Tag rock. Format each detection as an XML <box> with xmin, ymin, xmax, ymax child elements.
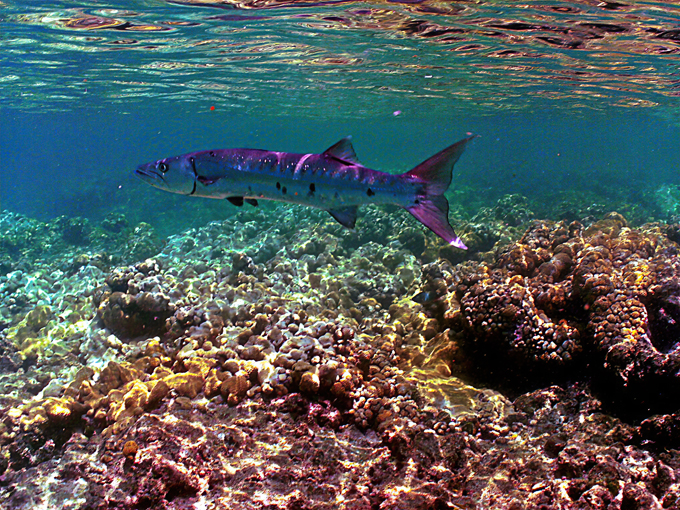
<box><xmin>299</xmin><ymin>372</ymin><xmax>320</xmax><ymax>394</ymax></box>
<box><xmin>220</xmin><ymin>375</ymin><xmax>249</xmax><ymax>405</ymax></box>
<box><xmin>146</xmin><ymin>380</ymin><xmax>170</xmax><ymax>410</ymax></box>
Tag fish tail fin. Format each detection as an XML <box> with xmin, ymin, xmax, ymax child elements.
<box><xmin>402</xmin><ymin>135</ymin><xmax>476</xmax><ymax>249</ymax></box>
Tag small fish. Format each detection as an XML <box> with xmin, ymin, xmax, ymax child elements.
<box><xmin>411</xmin><ymin>290</ymin><xmax>445</xmax><ymax>304</ymax></box>
<box><xmin>135</xmin><ymin>135</ymin><xmax>476</xmax><ymax>249</ymax></box>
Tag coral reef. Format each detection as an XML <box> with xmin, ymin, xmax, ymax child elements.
<box><xmin>1</xmin><ymin>203</ymin><xmax>680</xmax><ymax>509</ymax></box>
<box><xmin>0</xmin><ymin>211</ymin><xmax>162</xmax><ymax>280</ymax></box>
<box><xmin>417</xmin><ymin>213</ymin><xmax>680</xmax><ymax>420</ymax></box>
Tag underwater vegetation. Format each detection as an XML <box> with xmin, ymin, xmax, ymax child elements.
<box><xmin>1</xmin><ymin>196</ymin><xmax>680</xmax><ymax>509</ymax></box>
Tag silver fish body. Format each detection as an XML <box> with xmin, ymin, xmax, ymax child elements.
<box><xmin>135</xmin><ymin>136</ymin><xmax>475</xmax><ymax>249</ymax></box>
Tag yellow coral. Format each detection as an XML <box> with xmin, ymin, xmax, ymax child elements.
<box><xmin>164</xmin><ymin>372</ymin><xmax>205</xmax><ymax>399</ymax></box>
<box><xmin>43</xmin><ymin>398</ymin><xmax>72</xmax><ymax>423</ymax></box>
<box><xmin>7</xmin><ymin>304</ymin><xmax>54</xmax><ymax>359</ymax></box>
<box><xmin>184</xmin><ymin>357</ymin><xmax>217</xmax><ymax>379</ymax></box>
<box><xmin>122</xmin><ymin>440</ymin><xmax>138</xmax><ymax>461</ymax></box>
<box><xmin>123</xmin><ymin>380</ymin><xmax>150</xmax><ymax>410</ymax></box>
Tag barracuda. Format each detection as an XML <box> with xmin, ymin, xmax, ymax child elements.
<box><xmin>135</xmin><ymin>135</ymin><xmax>475</xmax><ymax>249</ymax></box>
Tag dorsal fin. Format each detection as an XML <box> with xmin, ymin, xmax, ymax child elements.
<box><xmin>323</xmin><ymin>136</ymin><xmax>359</xmax><ymax>164</ymax></box>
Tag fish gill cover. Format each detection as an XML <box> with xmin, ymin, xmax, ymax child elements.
<box><xmin>1</xmin><ymin>1</ymin><xmax>680</xmax><ymax>509</ymax></box>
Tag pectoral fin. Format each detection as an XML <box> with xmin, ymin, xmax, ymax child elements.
<box><xmin>198</xmin><ymin>176</ymin><xmax>221</xmax><ymax>185</ymax></box>
<box><xmin>327</xmin><ymin>206</ymin><xmax>358</xmax><ymax>229</ymax></box>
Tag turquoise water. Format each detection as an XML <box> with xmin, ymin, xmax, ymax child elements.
<box><xmin>2</xmin><ymin>4</ymin><xmax>680</xmax><ymax>507</ymax></box>
<box><xmin>2</xmin><ymin>0</ymin><xmax>679</xmax><ymax>236</ymax></box>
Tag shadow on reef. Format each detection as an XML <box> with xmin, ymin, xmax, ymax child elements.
<box><xmin>419</xmin><ymin>212</ymin><xmax>680</xmax><ymax>424</ymax></box>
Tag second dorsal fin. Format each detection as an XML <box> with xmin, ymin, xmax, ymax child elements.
<box><xmin>323</xmin><ymin>136</ymin><xmax>359</xmax><ymax>165</ymax></box>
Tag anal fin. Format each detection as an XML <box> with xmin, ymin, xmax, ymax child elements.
<box><xmin>328</xmin><ymin>206</ymin><xmax>358</xmax><ymax>229</ymax></box>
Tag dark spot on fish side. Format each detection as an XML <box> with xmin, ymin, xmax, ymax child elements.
<box><xmin>310</xmin><ymin>183</ymin><xmax>316</xmax><ymax>193</ymax></box>
<box><xmin>334</xmin><ymin>191</ymin><xmax>340</xmax><ymax>199</ymax></box>
<box><xmin>209</xmin><ymin>151</ymin><xmax>215</xmax><ymax>157</ymax></box>
<box><xmin>282</xmin><ymin>186</ymin><xmax>287</xmax><ymax>195</ymax></box>
<box><xmin>415</xmin><ymin>199</ymin><xmax>420</xmax><ymax>204</ymax></box>
<box><xmin>367</xmin><ymin>188</ymin><xmax>375</xmax><ymax>197</ymax></box>
<box><xmin>276</xmin><ymin>182</ymin><xmax>281</xmax><ymax>190</ymax></box>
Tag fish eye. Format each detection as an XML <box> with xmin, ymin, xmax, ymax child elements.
<box><xmin>158</xmin><ymin>162</ymin><xmax>169</xmax><ymax>173</ymax></box>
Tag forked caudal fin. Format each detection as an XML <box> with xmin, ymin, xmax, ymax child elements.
<box><xmin>403</xmin><ymin>135</ymin><xmax>477</xmax><ymax>250</ymax></box>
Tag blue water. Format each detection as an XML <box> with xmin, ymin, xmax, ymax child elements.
<box><xmin>1</xmin><ymin>1</ymin><xmax>680</xmax><ymax>236</ymax></box>
<box><xmin>2</xmin><ymin>5</ymin><xmax>680</xmax><ymax>506</ymax></box>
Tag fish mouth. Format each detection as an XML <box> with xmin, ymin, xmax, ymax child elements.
<box><xmin>134</xmin><ymin>164</ymin><xmax>163</xmax><ymax>183</ymax></box>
